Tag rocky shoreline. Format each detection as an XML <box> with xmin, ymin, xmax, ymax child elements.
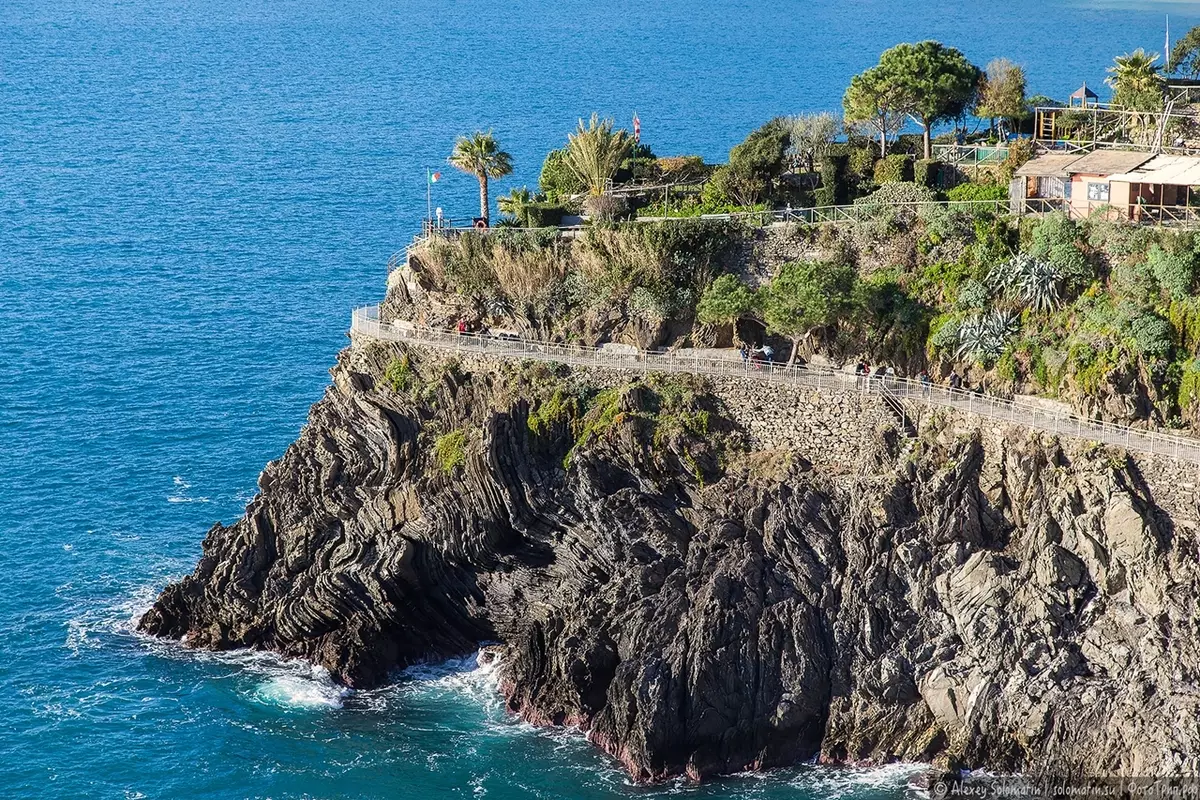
<box><xmin>141</xmin><ymin>337</ymin><xmax>1200</xmax><ymax>783</ymax></box>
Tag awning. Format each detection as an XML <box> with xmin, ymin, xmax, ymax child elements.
<box><xmin>1065</xmin><ymin>149</ymin><xmax>1153</xmax><ymax>175</ymax></box>
<box><xmin>1014</xmin><ymin>153</ymin><xmax>1084</xmax><ymax>178</ymax></box>
<box><xmin>1108</xmin><ymin>154</ymin><xmax>1200</xmax><ymax>186</ymax></box>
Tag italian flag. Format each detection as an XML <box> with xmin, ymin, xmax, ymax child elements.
<box><xmin>429</xmin><ymin>170</ymin><xmax>441</xmax><ymax>183</ymax></box>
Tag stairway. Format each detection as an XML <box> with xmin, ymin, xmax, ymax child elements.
<box><xmin>880</xmin><ymin>386</ymin><xmax>918</xmax><ymax>439</ymax></box>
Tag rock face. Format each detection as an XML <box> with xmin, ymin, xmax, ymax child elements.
<box><xmin>141</xmin><ymin>339</ymin><xmax>1200</xmax><ymax>782</ymax></box>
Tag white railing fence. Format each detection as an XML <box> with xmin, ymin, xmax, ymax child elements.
<box><xmin>349</xmin><ymin>306</ymin><xmax>1200</xmax><ymax>464</ymax></box>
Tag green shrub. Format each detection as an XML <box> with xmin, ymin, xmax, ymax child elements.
<box><xmin>1028</xmin><ymin>213</ymin><xmax>1092</xmax><ymax>293</ymax></box>
<box><xmin>853</xmin><ymin>182</ymin><xmax>937</xmax><ymax>206</ymax></box>
<box><xmin>947</xmin><ymin>182</ymin><xmax>1009</xmax><ymax>202</ymax></box>
<box><xmin>819</xmin><ymin>154</ymin><xmax>850</xmax><ymax>205</ymax></box>
<box><xmin>539</xmin><ymin>148</ymin><xmax>584</xmax><ymax>200</ymax></box>
<box><xmin>703</xmin><ymin>163</ymin><xmax>766</xmax><ymax>207</ymax></box>
<box><xmin>996</xmin><ymin>350</ymin><xmax>1018</xmax><ymax>382</ymax></box>
<box><xmin>1146</xmin><ymin>244</ymin><xmax>1196</xmax><ymax>300</ymax></box>
<box><xmin>873</xmin><ymin>154</ymin><xmax>913</xmax><ymax>184</ymax></box>
<box><xmin>847</xmin><ymin>146</ymin><xmax>876</xmax><ymax>179</ymax></box>
<box><xmin>1130</xmin><ymin>313</ymin><xmax>1173</xmax><ymax>358</ymax></box>
<box><xmin>433</xmin><ymin>429</ymin><xmax>468</xmax><ymax>474</ymax></box>
<box><xmin>928</xmin><ymin>313</ymin><xmax>961</xmax><ymax>355</ymax></box>
<box><xmin>384</xmin><ymin>355</ymin><xmax>412</xmax><ymax>392</ymax></box>
<box><xmin>813</xmin><ymin>186</ymin><xmax>836</xmax><ymax>207</ymax></box>
<box><xmin>913</xmin><ymin>159</ymin><xmax>941</xmax><ymax>188</ymax></box>
<box><xmin>1170</xmin><ymin>297</ymin><xmax>1200</xmax><ymax>354</ymax></box>
<box><xmin>956</xmin><ymin>278</ymin><xmax>989</xmax><ymax>310</ymax></box>
<box><xmin>520</xmin><ymin>201</ymin><xmax>568</xmax><ymax>228</ymax></box>
<box><xmin>1179</xmin><ymin>358</ymin><xmax>1200</xmax><ymax>411</ymax></box>
<box><xmin>729</xmin><ymin>118</ymin><xmax>790</xmax><ymax>185</ymax></box>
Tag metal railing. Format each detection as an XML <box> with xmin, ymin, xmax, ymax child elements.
<box><xmin>1033</xmin><ymin>105</ymin><xmax>1200</xmax><ymax>156</ymax></box>
<box><xmin>387</xmin><ymin>199</ymin><xmax>1010</xmax><ymax>273</ymax></box>
<box><xmin>349</xmin><ymin>306</ymin><xmax>1200</xmax><ymax>464</ymax></box>
<box><xmin>932</xmin><ymin>143</ymin><xmax>1010</xmax><ymax>169</ymax></box>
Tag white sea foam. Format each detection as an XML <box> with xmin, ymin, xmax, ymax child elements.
<box><xmin>792</xmin><ymin>760</ymin><xmax>929</xmax><ymax>799</ymax></box>
<box><xmin>167</xmin><ymin>475</ymin><xmax>209</xmax><ymax>504</ymax></box>
<box><xmin>396</xmin><ymin>650</ymin><xmax>506</xmax><ymax>716</ymax></box>
<box><xmin>252</xmin><ymin>665</ymin><xmax>351</xmax><ymax>710</ymax></box>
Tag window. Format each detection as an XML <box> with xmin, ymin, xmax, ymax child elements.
<box><xmin>1087</xmin><ymin>182</ymin><xmax>1110</xmax><ymax>202</ymax></box>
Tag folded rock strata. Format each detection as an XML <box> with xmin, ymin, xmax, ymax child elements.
<box><xmin>141</xmin><ymin>339</ymin><xmax>1200</xmax><ymax>782</ymax></box>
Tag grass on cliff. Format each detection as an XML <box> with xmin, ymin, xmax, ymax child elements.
<box><xmin>433</xmin><ymin>428</ymin><xmax>468</xmax><ymax>474</ymax></box>
<box><xmin>527</xmin><ymin>388</ymin><xmax>578</xmax><ymax>437</ymax></box>
<box><xmin>384</xmin><ymin>355</ymin><xmax>413</xmax><ymax>392</ymax></box>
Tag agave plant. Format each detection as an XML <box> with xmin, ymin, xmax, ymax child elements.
<box><xmin>956</xmin><ymin>309</ymin><xmax>1019</xmax><ymax>364</ymax></box>
<box><xmin>988</xmin><ymin>254</ymin><xmax>1062</xmax><ymax>313</ymax></box>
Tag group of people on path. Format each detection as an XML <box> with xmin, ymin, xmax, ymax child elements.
<box><xmin>852</xmin><ymin>361</ymin><xmax>986</xmax><ymax>398</ymax></box>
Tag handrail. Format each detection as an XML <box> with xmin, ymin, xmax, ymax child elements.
<box><xmin>349</xmin><ymin>306</ymin><xmax>1200</xmax><ymax>464</ymax></box>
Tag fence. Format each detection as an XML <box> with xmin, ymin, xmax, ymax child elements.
<box><xmin>389</xmin><ymin>199</ymin><xmax>1012</xmax><ymax>272</ymax></box>
<box><xmin>349</xmin><ymin>306</ymin><xmax>1200</xmax><ymax>464</ymax></box>
<box><xmin>932</xmin><ymin>143</ymin><xmax>1010</xmax><ymax>171</ymax></box>
<box><xmin>1033</xmin><ymin>105</ymin><xmax>1200</xmax><ymax>156</ymax></box>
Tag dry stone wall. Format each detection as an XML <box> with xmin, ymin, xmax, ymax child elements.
<box><xmin>363</xmin><ymin>336</ymin><xmax>1200</xmax><ymax>525</ymax></box>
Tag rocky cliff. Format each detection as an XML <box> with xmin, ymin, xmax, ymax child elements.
<box><xmin>141</xmin><ymin>338</ymin><xmax>1200</xmax><ymax>782</ymax></box>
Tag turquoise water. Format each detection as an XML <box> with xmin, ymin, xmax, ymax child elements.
<box><xmin>2</xmin><ymin>1</ymin><xmax>1193</xmax><ymax>797</ymax></box>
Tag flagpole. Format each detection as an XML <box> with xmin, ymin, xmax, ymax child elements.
<box><xmin>426</xmin><ymin>168</ymin><xmax>432</xmax><ymax>226</ymax></box>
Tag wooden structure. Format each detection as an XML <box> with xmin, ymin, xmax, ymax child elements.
<box><xmin>1069</xmin><ymin>83</ymin><xmax>1100</xmax><ymax>108</ymax></box>
<box><xmin>1010</xmin><ymin>153</ymin><xmax>1083</xmax><ymax>214</ymax></box>
<box><xmin>1010</xmin><ymin>148</ymin><xmax>1200</xmax><ymax>223</ymax></box>
<box><xmin>1107</xmin><ymin>154</ymin><xmax>1200</xmax><ymax>223</ymax></box>
<box><xmin>1061</xmin><ymin>150</ymin><xmax>1152</xmax><ymax>218</ymax></box>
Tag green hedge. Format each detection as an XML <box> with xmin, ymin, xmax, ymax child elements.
<box><xmin>874</xmin><ymin>154</ymin><xmax>913</xmax><ymax>184</ymax></box>
<box><xmin>913</xmin><ymin>159</ymin><xmax>942</xmax><ymax>188</ymax></box>
<box><xmin>946</xmin><ymin>182</ymin><xmax>1009</xmax><ymax>202</ymax></box>
<box><xmin>520</xmin><ymin>201</ymin><xmax>568</xmax><ymax>228</ymax></box>
<box><xmin>819</xmin><ymin>154</ymin><xmax>849</xmax><ymax>205</ymax></box>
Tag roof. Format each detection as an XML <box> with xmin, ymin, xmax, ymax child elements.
<box><xmin>1070</xmin><ymin>83</ymin><xmax>1099</xmax><ymax>99</ymax></box>
<box><xmin>1065</xmin><ymin>150</ymin><xmax>1153</xmax><ymax>175</ymax></box>
<box><xmin>1108</xmin><ymin>154</ymin><xmax>1200</xmax><ymax>186</ymax></box>
<box><xmin>1014</xmin><ymin>153</ymin><xmax>1083</xmax><ymax>178</ymax></box>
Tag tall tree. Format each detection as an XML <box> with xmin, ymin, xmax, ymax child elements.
<box><xmin>1107</xmin><ymin>49</ymin><xmax>1166</xmax><ymax>111</ymax></box>
<box><xmin>843</xmin><ymin>67</ymin><xmax>910</xmax><ymax>156</ymax></box>
<box><xmin>697</xmin><ymin>274</ymin><xmax>757</xmax><ymax>343</ymax></box>
<box><xmin>564</xmin><ymin>114</ymin><xmax>634</xmax><ymax>196</ymax></box>
<box><xmin>787</xmin><ymin>112</ymin><xmax>843</xmax><ymax>172</ymax></box>
<box><xmin>975</xmin><ymin>58</ymin><xmax>1028</xmax><ymax>134</ymax></box>
<box><xmin>758</xmin><ymin>260</ymin><xmax>856</xmax><ymax>366</ymax></box>
<box><xmin>448</xmin><ymin>131</ymin><xmax>514</xmax><ymax>225</ymax></box>
<box><xmin>858</xmin><ymin>41</ymin><xmax>982</xmax><ymax>159</ymax></box>
<box><xmin>1172</xmin><ymin>26</ymin><xmax>1200</xmax><ymax>78</ymax></box>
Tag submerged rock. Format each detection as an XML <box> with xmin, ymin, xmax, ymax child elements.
<box><xmin>141</xmin><ymin>339</ymin><xmax>1200</xmax><ymax>782</ymax></box>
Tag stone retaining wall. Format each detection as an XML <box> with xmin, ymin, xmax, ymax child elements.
<box><xmin>366</xmin><ymin>336</ymin><xmax>1200</xmax><ymax>526</ymax></box>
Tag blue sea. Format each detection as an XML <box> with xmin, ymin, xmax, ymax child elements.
<box><xmin>2</xmin><ymin>1</ymin><xmax>1193</xmax><ymax>796</ymax></box>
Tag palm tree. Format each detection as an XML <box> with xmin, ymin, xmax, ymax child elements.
<box><xmin>448</xmin><ymin>131</ymin><xmax>513</xmax><ymax>225</ymax></box>
<box><xmin>497</xmin><ymin>186</ymin><xmax>533</xmax><ymax>219</ymax></box>
<box><xmin>1106</xmin><ymin>49</ymin><xmax>1165</xmax><ymax>111</ymax></box>
<box><xmin>564</xmin><ymin>114</ymin><xmax>633</xmax><ymax>196</ymax></box>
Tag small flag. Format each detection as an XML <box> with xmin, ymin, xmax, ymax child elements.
<box><xmin>429</xmin><ymin>171</ymin><xmax>442</xmax><ymax>183</ymax></box>
<box><xmin>632</xmin><ymin>113</ymin><xmax>641</xmax><ymax>144</ymax></box>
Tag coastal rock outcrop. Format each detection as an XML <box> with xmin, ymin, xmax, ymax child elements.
<box><xmin>141</xmin><ymin>339</ymin><xmax>1200</xmax><ymax>782</ymax></box>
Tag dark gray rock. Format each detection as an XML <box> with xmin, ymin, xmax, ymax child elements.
<box><xmin>141</xmin><ymin>340</ymin><xmax>1200</xmax><ymax>783</ymax></box>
